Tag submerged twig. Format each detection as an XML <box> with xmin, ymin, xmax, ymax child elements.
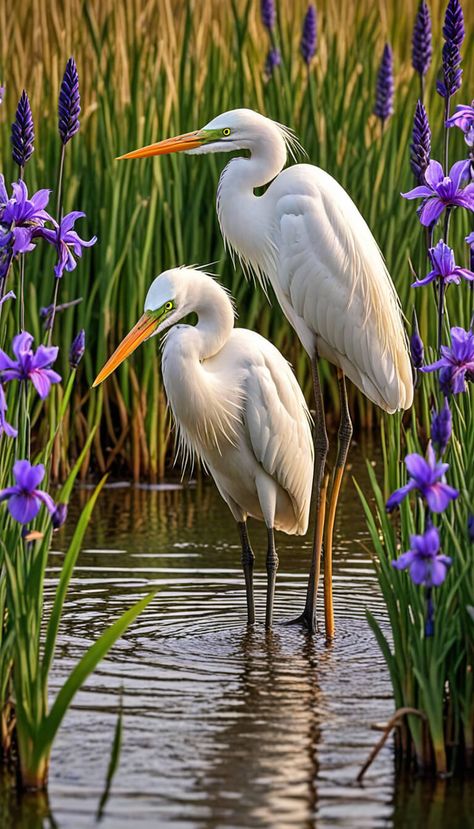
<box><xmin>357</xmin><ymin>707</ymin><xmax>427</xmax><ymax>781</ymax></box>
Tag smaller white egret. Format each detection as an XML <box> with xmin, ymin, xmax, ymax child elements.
<box><xmin>93</xmin><ymin>267</ymin><xmax>314</xmax><ymax>628</ymax></box>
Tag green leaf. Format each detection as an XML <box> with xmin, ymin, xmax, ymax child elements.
<box><xmin>42</xmin><ymin>477</ymin><xmax>107</xmax><ymax>684</ymax></box>
<box><xmin>36</xmin><ymin>592</ymin><xmax>155</xmax><ymax>760</ymax></box>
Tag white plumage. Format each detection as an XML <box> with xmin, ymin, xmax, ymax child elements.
<box><xmin>94</xmin><ymin>267</ymin><xmax>314</xmax><ymax>627</ymax></box>
<box><xmin>207</xmin><ymin>110</ymin><xmax>413</xmax><ymax>413</ymax></box>
<box><xmin>154</xmin><ymin>269</ymin><xmax>313</xmax><ymax>535</ymax></box>
<box><xmin>115</xmin><ymin>107</ymin><xmax>414</xmax><ymax>635</ymax></box>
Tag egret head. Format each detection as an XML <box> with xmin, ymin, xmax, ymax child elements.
<box><xmin>116</xmin><ymin>108</ymin><xmax>302</xmax><ymax>160</ymax></box>
<box><xmin>92</xmin><ymin>268</ymin><xmax>198</xmax><ymax>387</ymax></box>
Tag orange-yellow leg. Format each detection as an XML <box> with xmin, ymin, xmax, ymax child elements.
<box><xmin>289</xmin><ymin>353</ymin><xmax>329</xmax><ymax>634</ymax></box>
<box><xmin>323</xmin><ymin>369</ymin><xmax>352</xmax><ymax>640</ymax></box>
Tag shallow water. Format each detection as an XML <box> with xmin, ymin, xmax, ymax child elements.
<box><xmin>1</xmin><ymin>443</ymin><xmax>472</xmax><ymax>828</ymax></box>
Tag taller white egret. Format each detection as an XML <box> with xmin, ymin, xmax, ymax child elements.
<box><xmin>93</xmin><ymin>267</ymin><xmax>314</xmax><ymax>628</ymax></box>
<box><xmin>118</xmin><ymin>108</ymin><xmax>414</xmax><ymax>636</ymax></box>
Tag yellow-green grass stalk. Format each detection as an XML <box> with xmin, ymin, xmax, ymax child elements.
<box><xmin>1</xmin><ymin>0</ymin><xmax>473</xmax><ymax>479</ymax></box>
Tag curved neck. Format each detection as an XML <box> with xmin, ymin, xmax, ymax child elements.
<box><xmin>216</xmin><ymin>126</ymin><xmax>287</xmax><ymax>271</ymax></box>
<box><xmin>193</xmin><ymin>283</ymin><xmax>234</xmax><ymax>360</ymax></box>
<box><xmin>221</xmin><ymin>127</ymin><xmax>287</xmax><ymax>191</ymax></box>
<box><xmin>165</xmin><ymin>275</ymin><xmax>234</xmax><ymax>362</ymax></box>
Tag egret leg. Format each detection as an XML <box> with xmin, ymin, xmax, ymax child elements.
<box><xmin>323</xmin><ymin>369</ymin><xmax>352</xmax><ymax>640</ymax></box>
<box><xmin>238</xmin><ymin>521</ymin><xmax>255</xmax><ymax>625</ymax></box>
<box><xmin>265</xmin><ymin>527</ymin><xmax>279</xmax><ymax>629</ymax></box>
<box><xmin>290</xmin><ymin>353</ymin><xmax>329</xmax><ymax>634</ymax></box>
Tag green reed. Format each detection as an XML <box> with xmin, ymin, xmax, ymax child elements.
<box><xmin>0</xmin><ymin>0</ymin><xmax>473</xmax><ymax>480</ymax></box>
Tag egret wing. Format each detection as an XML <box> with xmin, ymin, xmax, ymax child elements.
<box><xmin>274</xmin><ymin>166</ymin><xmax>413</xmax><ymax>412</ymax></box>
<box><xmin>242</xmin><ymin>334</ymin><xmax>313</xmax><ymax>534</ymax></box>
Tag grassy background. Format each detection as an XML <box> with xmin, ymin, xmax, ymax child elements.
<box><xmin>0</xmin><ymin>0</ymin><xmax>473</xmax><ymax>480</ymax></box>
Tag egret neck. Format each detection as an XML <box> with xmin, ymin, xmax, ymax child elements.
<box><xmin>216</xmin><ymin>122</ymin><xmax>287</xmax><ymax>277</ymax></box>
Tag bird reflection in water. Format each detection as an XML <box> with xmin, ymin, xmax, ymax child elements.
<box><xmin>198</xmin><ymin>628</ymin><xmax>321</xmax><ymax>829</ymax></box>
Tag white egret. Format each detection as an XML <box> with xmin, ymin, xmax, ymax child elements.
<box><xmin>117</xmin><ymin>108</ymin><xmax>414</xmax><ymax>637</ymax></box>
<box><xmin>93</xmin><ymin>267</ymin><xmax>314</xmax><ymax>628</ymax></box>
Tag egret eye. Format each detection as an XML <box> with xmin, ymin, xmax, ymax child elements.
<box><xmin>164</xmin><ymin>301</ymin><xmax>173</xmax><ymax>312</ymax></box>
<box><xmin>222</xmin><ymin>128</ymin><xmax>231</xmax><ymax>137</ymax></box>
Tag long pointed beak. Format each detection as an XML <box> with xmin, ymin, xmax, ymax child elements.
<box><xmin>116</xmin><ymin>130</ymin><xmax>206</xmax><ymax>160</ymax></box>
<box><xmin>92</xmin><ymin>313</ymin><xmax>158</xmax><ymax>387</ymax></box>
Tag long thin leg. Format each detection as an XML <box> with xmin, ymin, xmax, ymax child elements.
<box><xmin>324</xmin><ymin>370</ymin><xmax>352</xmax><ymax>640</ymax></box>
<box><xmin>238</xmin><ymin>521</ymin><xmax>255</xmax><ymax>625</ymax></box>
<box><xmin>290</xmin><ymin>352</ymin><xmax>329</xmax><ymax>634</ymax></box>
<box><xmin>265</xmin><ymin>527</ymin><xmax>279</xmax><ymax>628</ymax></box>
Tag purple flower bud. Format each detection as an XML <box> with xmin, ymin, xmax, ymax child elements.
<box><xmin>410</xmin><ymin>310</ymin><xmax>424</xmax><ymax>368</ymax></box>
<box><xmin>431</xmin><ymin>397</ymin><xmax>452</xmax><ymax>454</ymax></box>
<box><xmin>300</xmin><ymin>5</ymin><xmax>317</xmax><ymax>65</ymax></box>
<box><xmin>52</xmin><ymin>502</ymin><xmax>68</xmax><ymax>530</ymax></box>
<box><xmin>412</xmin><ymin>2</ymin><xmax>432</xmax><ymax>77</ymax></box>
<box><xmin>58</xmin><ymin>58</ymin><xmax>81</xmax><ymax>145</ymax></box>
<box><xmin>467</xmin><ymin>514</ymin><xmax>474</xmax><ymax>542</ymax></box>
<box><xmin>264</xmin><ymin>48</ymin><xmax>281</xmax><ymax>78</ymax></box>
<box><xmin>11</xmin><ymin>90</ymin><xmax>34</xmax><ymax>168</ymax></box>
<box><xmin>0</xmin><ymin>85</ymin><xmax>4</xmax><ymax>105</ymax></box>
<box><xmin>374</xmin><ymin>44</ymin><xmax>394</xmax><ymax>124</ymax></box>
<box><xmin>410</xmin><ymin>100</ymin><xmax>431</xmax><ymax>183</ymax></box>
<box><xmin>437</xmin><ymin>0</ymin><xmax>464</xmax><ymax>99</ymax></box>
<box><xmin>425</xmin><ymin>588</ymin><xmax>435</xmax><ymax>637</ymax></box>
<box><xmin>69</xmin><ymin>329</ymin><xmax>85</xmax><ymax>369</ymax></box>
<box><xmin>260</xmin><ymin>0</ymin><xmax>276</xmax><ymax>31</ymax></box>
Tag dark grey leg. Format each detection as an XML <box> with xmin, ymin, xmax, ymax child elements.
<box><xmin>323</xmin><ymin>370</ymin><xmax>353</xmax><ymax>639</ymax></box>
<box><xmin>238</xmin><ymin>521</ymin><xmax>255</xmax><ymax>626</ymax></box>
<box><xmin>265</xmin><ymin>527</ymin><xmax>279</xmax><ymax>628</ymax></box>
<box><xmin>289</xmin><ymin>352</ymin><xmax>329</xmax><ymax>634</ymax></box>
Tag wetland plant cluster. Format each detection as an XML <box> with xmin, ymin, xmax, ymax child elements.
<box><xmin>359</xmin><ymin>0</ymin><xmax>474</xmax><ymax>777</ymax></box>
<box><xmin>0</xmin><ymin>63</ymin><xmax>152</xmax><ymax>791</ymax></box>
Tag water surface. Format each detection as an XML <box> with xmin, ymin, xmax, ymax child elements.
<box><xmin>1</xmin><ymin>444</ymin><xmax>471</xmax><ymax>828</ymax></box>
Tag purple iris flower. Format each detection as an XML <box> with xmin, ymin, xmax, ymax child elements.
<box><xmin>0</xmin><ymin>179</ymin><xmax>53</xmax><ymax>255</ymax></box>
<box><xmin>0</xmin><ymin>85</ymin><xmax>4</xmax><ymax>105</ymax></box>
<box><xmin>0</xmin><ymin>459</ymin><xmax>55</xmax><ymax>524</ymax></box>
<box><xmin>0</xmin><ymin>332</ymin><xmax>61</xmax><ymax>399</ymax></box>
<box><xmin>431</xmin><ymin>397</ymin><xmax>452</xmax><ymax>455</ymax></box>
<box><xmin>466</xmin><ymin>231</ymin><xmax>474</xmax><ymax>249</ymax></box>
<box><xmin>0</xmin><ymin>383</ymin><xmax>17</xmax><ymax>438</ymax></box>
<box><xmin>422</xmin><ymin>326</ymin><xmax>474</xmax><ymax>395</ymax></box>
<box><xmin>412</xmin><ymin>239</ymin><xmax>474</xmax><ymax>287</ymax></box>
<box><xmin>392</xmin><ymin>525</ymin><xmax>451</xmax><ymax>588</ymax></box>
<box><xmin>402</xmin><ymin>158</ymin><xmax>474</xmax><ymax>227</ymax></box>
<box><xmin>446</xmin><ymin>100</ymin><xmax>474</xmax><ymax>147</ymax></box>
<box><xmin>36</xmin><ymin>211</ymin><xmax>96</xmax><ymax>279</ymax></box>
<box><xmin>386</xmin><ymin>443</ymin><xmax>458</xmax><ymax>513</ymax></box>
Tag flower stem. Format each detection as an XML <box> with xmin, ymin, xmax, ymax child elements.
<box><xmin>46</xmin><ymin>144</ymin><xmax>67</xmax><ymax>345</ymax></box>
<box><xmin>56</xmin><ymin>144</ymin><xmax>66</xmax><ymax>219</ymax></box>
<box><xmin>437</xmin><ymin>209</ymin><xmax>452</xmax><ymax>355</ymax></box>
<box><xmin>19</xmin><ymin>255</ymin><xmax>25</xmax><ymax>332</ymax></box>
<box><xmin>443</xmin><ymin>97</ymin><xmax>451</xmax><ymax>173</ymax></box>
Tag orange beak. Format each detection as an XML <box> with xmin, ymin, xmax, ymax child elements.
<box><xmin>116</xmin><ymin>130</ymin><xmax>206</xmax><ymax>160</ymax></box>
<box><xmin>92</xmin><ymin>313</ymin><xmax>158</xmax><ymax>387</ymax></box>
